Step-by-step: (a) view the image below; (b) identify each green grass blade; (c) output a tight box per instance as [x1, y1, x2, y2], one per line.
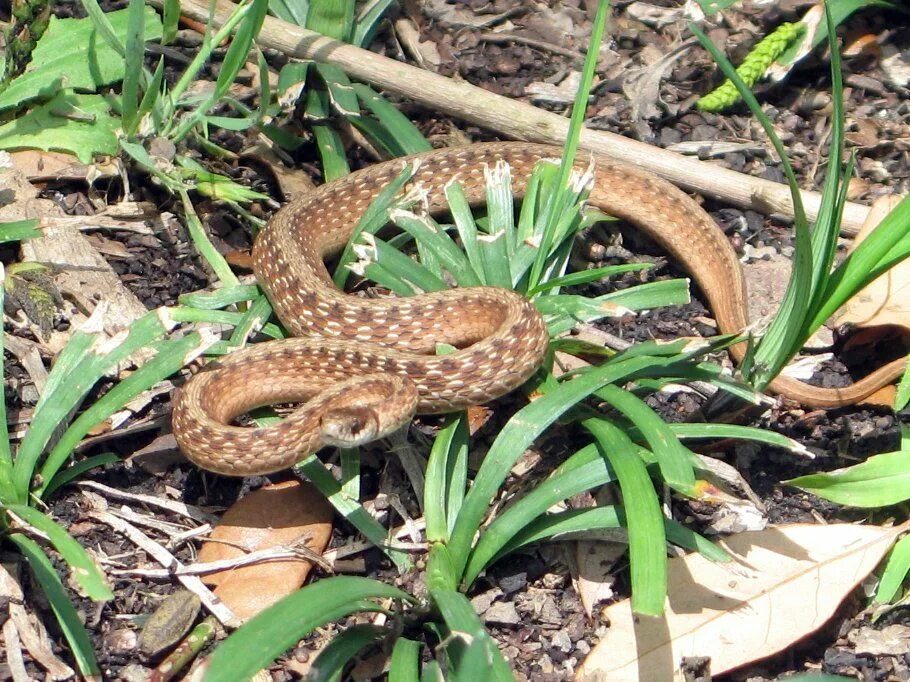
[333, 164, 416, 287]
[135, 57, 165, 133]
[314, 63, 360, 118]
[78, 0, 126, 56]
[8, 534, 101, 678]
[427, 548, 513, 681]
[5, 506, 113, 600]
[306, 0, 354, 41]
[0, 219, 41, 243]
[786, 449, 910, 507]
[37, 332, 211, 495]
[874, 533, 910, 604]
[352, 83, 430, 154]
[444, 181, 486, 284]
[690, 21, 812, 390]
[350, 234, 448, 293]
[121, 0, 146, 134]
[895, 357, 910, 412]
[525, 263, 652, 296]
[295, 455, 412, 570]
[447, 354, 671, 583]
[204, 577, 411, 682]
[528, 0, 608, 287]
[162, 0, 180, 43]
[477, 229, 511, 289]
[14, 311, 173, 497]
[594, 386, 696, 493]
[41, 453, 120, 500]
[389, 637, 422, 682]
[464, 449, 616, 584]
[353, 0, 397, 47]
[178, 188, 240, 285]
[424, 414, 469, 543]
[582, 417, 667, 615]
[268, 0, 309, 25]
[498, 506, 729, 563]
[227, 296, 273, 346]
[171, 0, 269, 140]
[807, 196, 910, 332]
[390, 211, 481, 286]
[662, 423, 811, 456]
[179, 284, 262, 309]
[0, 266, 13, 501]
[308, 624, 388, 682]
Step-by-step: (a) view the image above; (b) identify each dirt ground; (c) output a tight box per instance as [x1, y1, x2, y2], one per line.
[3, 0, 910, 680]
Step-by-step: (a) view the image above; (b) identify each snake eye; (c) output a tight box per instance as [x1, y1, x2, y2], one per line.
[319, 406, 380, 447]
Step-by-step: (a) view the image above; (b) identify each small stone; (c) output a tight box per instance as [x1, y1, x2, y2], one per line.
[498, 572, 527, 595]
[483, 601, 521, 625]
[551, 629, 572, 653]
[103, 628, 137, 654]
[471, 588, 503, 615]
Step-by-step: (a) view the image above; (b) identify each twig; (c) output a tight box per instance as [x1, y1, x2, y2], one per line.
[476, 32, 584, 62]
[87, 509, 241, 628]
[111, 535, 333, 578]
[77, 480, 220, 524]
[156, 0, 872, 235]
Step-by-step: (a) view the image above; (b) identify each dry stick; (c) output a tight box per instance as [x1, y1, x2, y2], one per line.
[157, 0, 871, 235]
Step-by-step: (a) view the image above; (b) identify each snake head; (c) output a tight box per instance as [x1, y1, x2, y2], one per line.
[319, 406, 381, 447]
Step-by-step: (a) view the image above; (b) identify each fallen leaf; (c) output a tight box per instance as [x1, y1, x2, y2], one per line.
[196, 480, 334, 622]
[834, 195, 910, 332]
[577, 523, 906, 682]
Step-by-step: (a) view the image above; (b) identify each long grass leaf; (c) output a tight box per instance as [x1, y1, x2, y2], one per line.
[204, 577, 411, 682]
[9, 534, 101, 678]
[582, 417, 666, 615]
[295, 455, 412, 570]
[424, 414, 469, 543]
[447, 354, 679, 582]
[352, 83, 430, 154]
[37, 332, 211, 494]
[388, 637, 422, 682]
[121, 0, 146, 134]
[308, 624, 388, 681]
[41, 453, 120, 500]
[6, 506, 113, 600]
[464, 451, 616, 584]
[0, 266, 13, 500]
[497, 506, 729, 563]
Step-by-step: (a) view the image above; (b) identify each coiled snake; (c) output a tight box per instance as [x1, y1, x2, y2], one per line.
[171, 143, 904, 476]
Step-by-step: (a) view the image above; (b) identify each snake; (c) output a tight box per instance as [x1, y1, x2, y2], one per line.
[171, 142, 906, 476]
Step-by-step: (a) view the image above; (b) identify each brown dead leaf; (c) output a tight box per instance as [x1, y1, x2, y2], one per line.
[577, 523, 906, 681]
[8, 149, 121, 182]
[834, 195, 910, 331]
[196, 480, 334, 622]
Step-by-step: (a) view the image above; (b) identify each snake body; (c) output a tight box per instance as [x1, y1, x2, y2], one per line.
[172, 143, 905, 476]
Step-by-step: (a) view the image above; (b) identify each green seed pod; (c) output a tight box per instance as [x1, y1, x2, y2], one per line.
[698, 22, 804, 113]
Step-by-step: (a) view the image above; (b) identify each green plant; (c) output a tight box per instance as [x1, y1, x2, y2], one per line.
[691, 9, 910, 395]
[696, 0, 901, 112]
[0, 299, 223, 676]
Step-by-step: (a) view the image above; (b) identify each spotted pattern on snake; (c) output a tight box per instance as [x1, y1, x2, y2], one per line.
[171, 142, 904, 476]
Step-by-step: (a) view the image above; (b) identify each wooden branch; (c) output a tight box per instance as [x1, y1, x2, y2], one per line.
[164, 0, 871, 235]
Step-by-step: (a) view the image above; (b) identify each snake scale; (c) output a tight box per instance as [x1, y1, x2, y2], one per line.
[171, 143, 905, 476]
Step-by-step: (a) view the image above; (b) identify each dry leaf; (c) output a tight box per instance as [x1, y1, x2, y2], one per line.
[834, 195, 910, 331]
[196, 481, 334, 622]
[577, 523, 906, 682]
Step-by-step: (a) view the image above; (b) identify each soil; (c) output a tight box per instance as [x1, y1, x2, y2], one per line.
[3, 1, 910, 681]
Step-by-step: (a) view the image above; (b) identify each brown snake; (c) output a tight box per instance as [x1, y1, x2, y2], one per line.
[171, 143, 905, 476]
